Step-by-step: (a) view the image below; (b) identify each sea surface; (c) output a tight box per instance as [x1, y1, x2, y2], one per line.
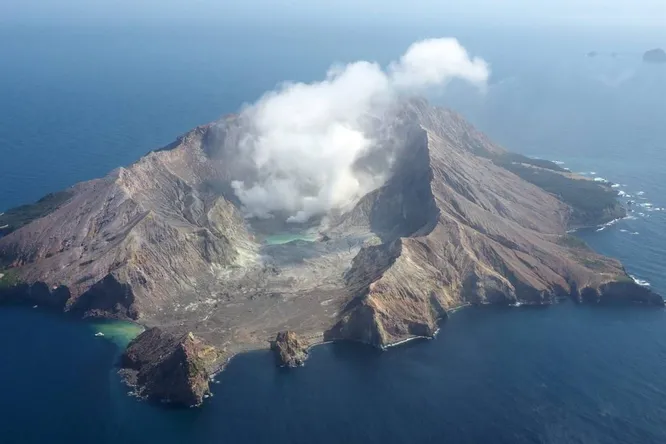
[1, 23, 666, 443]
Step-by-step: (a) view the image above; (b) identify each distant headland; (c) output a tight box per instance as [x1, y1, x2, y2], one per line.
[643, 48, 666, 64]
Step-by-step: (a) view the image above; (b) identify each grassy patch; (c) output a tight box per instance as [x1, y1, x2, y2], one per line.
[491, 159, 621, 225]
[580, 257, 609, 270]
[556, 235, 591, 251]
[492, 153, 566, 172]
[0, 191, 73, 235]
[615, 275, 635, 284]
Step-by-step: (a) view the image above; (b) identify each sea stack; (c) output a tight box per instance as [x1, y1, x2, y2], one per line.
[271, 331, 309, 367]
[119, 328, 218, 406]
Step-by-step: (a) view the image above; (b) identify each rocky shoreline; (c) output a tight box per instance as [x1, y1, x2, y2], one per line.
[0, 280, 661, 408]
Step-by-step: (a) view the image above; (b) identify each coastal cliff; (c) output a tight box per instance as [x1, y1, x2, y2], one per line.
[271, 331, 309, 367]
[0, 99, 661, 404]
[119, 328, 218, 406]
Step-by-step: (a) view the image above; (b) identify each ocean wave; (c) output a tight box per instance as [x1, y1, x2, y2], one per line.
[611, 184, 621, 188]
[619, 229, 628, 233]
[552, 161, 565, 165]
[618, 190, 627, 196]
[594, 216, 631, 232]
[594, 177, 608, 183]
[637, 191, 645, 196]
[630, 275, 651, 287]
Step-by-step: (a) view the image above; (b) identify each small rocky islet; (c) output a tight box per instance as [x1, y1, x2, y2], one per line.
[1, 99, 662, 407]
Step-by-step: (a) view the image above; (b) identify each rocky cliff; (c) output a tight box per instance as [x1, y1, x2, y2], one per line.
[0, 99, 661, 403]
[119, 328, 218, 406]
[271, 331, 309, 367]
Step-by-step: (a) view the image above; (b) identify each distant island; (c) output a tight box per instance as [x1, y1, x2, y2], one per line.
[643, 48, 666, 64]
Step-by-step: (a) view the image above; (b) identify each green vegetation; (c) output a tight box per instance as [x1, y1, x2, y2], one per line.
[557, 235, 592, 251]
[0, 191, 73, 235]
[492, 153, 566, 172]
[492, 160, 621, 225]
[0, 269, 21, 289]
[580, 257, 610, 271]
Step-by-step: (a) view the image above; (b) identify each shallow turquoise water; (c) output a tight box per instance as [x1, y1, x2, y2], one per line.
[87, 319, 145, 348]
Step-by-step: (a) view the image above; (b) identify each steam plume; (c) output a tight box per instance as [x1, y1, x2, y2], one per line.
[231, 38, 489, 222]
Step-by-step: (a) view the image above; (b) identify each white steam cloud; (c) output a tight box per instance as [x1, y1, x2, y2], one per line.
[231, 38, 489, 222]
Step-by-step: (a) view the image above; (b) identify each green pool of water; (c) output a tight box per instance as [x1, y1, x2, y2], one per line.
[264, 232, 318, 245]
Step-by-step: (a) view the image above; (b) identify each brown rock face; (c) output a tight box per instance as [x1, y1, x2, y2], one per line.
[271, 331, 309, 367]
[120, 328, 217, 407]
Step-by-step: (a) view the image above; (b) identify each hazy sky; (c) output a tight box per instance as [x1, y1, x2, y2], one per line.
[2, 0, 665, 26]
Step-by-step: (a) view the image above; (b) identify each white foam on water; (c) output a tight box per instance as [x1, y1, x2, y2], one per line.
[594, 177, 608, 182]
[563, 167, 571, 171]
[552, 161, 565, 165]
[619, 229, 628, 233]
[637, 191, 645, 196]
[383, 335, 432, 349]
[630, 276, 651, 287]
[611, 184, 621, 188]
[590, 171, 597, 175]
[618, 190, 627, 196]
[631, 231, 640, 235]
[595, 216, 629, 232]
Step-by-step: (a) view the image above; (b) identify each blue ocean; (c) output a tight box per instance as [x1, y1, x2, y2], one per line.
[1, 23, 666, 443]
